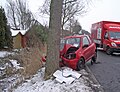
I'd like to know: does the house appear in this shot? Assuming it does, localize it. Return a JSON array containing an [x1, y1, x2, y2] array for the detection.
[[10, 29, 27, 49]]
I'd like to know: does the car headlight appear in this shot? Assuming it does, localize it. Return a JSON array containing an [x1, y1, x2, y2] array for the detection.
[[111, 42, 117, 47]]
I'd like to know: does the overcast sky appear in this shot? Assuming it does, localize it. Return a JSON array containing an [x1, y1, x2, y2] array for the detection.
[[80, 0, 120, 32], [0, 0, 120, 32]]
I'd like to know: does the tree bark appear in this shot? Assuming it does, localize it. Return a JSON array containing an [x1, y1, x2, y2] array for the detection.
[[44, 0, 63, 79]]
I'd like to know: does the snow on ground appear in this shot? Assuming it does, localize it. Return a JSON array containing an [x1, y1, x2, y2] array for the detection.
[[0, 51, 24, 92], [0, 51, 95, 92], [0, 51, 14, 58], [13, 67, 94, 92], [9, 60, 23, 69]]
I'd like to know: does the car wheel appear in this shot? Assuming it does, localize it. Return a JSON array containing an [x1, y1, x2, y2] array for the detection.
[[92, 51, 97, 64], [77, 58, 85, 71], [106, 47, 112, 55]]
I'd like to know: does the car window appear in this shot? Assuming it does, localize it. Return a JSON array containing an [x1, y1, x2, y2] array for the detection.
[[109, 31, 120, 39], [83, 36, 90, 46]]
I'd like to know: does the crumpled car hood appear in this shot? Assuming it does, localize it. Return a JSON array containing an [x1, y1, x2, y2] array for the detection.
[[60, 44, 76, 56]]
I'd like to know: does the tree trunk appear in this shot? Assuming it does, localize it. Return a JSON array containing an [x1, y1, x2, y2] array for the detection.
[[44, 0, 63, 80]]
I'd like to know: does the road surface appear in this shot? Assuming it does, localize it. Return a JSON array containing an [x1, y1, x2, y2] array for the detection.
[[87, 49, 120, 92]]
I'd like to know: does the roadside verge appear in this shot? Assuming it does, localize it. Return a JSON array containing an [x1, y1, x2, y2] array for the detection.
[[85, 65, 104, 92]]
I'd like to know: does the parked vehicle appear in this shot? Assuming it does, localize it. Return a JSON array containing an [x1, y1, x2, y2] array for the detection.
[[42, 35, 97, 70], [91, 21, 120, 55]]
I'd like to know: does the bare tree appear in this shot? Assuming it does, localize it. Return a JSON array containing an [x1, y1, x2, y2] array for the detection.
[[6, 0, 34, 30], [39, 0, 91, 31], [6, 0, 17, 29], [44, 0, 63, 79], [72, 20, 82, 34]]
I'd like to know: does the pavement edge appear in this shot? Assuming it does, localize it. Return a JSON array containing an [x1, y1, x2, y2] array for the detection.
[[85, 65, 105, 92]]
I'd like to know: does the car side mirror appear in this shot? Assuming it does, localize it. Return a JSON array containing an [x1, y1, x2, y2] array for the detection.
[[82, 44, 89, 48]]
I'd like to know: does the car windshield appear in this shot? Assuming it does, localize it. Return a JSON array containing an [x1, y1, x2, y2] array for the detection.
[[60, 37, 81, 50], [109, 31, 120, 39], [66, 38, 80, 47]]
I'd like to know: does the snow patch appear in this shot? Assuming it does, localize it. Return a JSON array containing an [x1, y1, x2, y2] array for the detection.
[[0, 51, 14, 58], [13, 67, 93, 92], [9, 60, 23, 69], [10, 29, 27, 36]]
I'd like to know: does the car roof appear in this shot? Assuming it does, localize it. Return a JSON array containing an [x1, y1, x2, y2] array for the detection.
[[64, 35, 87, 39]]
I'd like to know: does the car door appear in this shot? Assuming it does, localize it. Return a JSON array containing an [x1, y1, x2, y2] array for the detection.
[[82, 36, 92, 61]]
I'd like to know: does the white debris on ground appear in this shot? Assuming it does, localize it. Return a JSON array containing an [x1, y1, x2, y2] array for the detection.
[[53, 68, 82, 84], [13, 67, 94, 92]]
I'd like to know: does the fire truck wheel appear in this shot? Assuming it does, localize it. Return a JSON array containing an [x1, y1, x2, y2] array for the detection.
[[106, 47, 113, 55]]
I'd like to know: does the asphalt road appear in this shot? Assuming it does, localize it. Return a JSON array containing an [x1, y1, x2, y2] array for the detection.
[[87, 49, 120, 92]]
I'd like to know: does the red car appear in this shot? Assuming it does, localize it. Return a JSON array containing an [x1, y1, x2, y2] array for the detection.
[[42, 35, 97, 70]]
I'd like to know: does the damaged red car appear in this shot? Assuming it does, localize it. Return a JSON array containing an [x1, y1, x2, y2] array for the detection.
[[42, 35, 97, 70]]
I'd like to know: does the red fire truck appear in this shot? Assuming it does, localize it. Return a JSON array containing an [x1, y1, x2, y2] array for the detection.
[[91, 21, 120, 55]]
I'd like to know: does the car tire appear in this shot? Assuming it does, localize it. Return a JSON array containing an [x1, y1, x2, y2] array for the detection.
[[92, 51, 97, 64], [77, 58, 85, 71], [106, 47, 113, 55]]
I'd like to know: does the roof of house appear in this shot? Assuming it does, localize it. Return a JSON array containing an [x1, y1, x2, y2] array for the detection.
[[10, 29, 28, 37]]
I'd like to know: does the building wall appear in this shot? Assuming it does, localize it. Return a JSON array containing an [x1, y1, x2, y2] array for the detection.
[[21, 36, 27, 48], [13, 33, 22, 49]]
